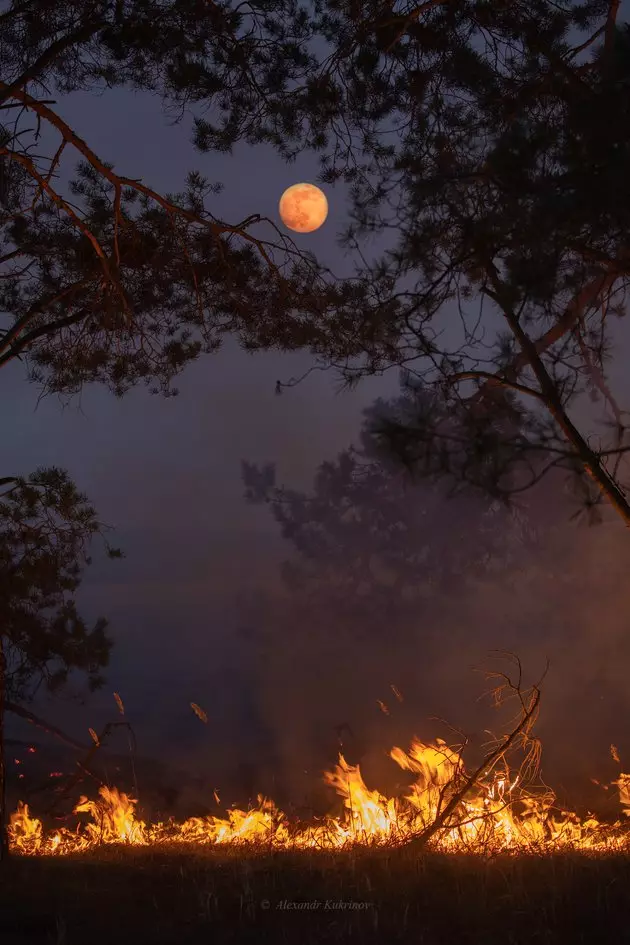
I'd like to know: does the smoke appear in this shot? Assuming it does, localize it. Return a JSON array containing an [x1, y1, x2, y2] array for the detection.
[[244, 476, 630, 811], [13, 392, 630, 817]]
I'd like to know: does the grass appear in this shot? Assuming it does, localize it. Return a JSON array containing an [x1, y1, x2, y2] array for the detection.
[[2, 843, 630, 944]]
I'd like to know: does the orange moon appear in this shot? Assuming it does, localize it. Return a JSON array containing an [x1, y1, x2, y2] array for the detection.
[[278, 183, 328, 233]]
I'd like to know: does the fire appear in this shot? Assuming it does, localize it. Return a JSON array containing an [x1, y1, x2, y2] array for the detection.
[[74, 787, 147, 845], [8, 736, 630, 857], [10, 803, 44, 853]]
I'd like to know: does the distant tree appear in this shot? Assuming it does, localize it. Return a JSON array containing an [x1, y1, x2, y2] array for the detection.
[[242, 387, 563, 622], [0, 467, 118, 857]]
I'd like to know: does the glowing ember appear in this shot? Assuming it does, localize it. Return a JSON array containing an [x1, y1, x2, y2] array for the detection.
[[8, 736, 630, 857]]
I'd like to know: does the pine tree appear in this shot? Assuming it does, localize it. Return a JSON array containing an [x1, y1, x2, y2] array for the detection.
[[0, 468, 118, 857], [3, 2, 630, 522], [242, 385, 572, 620]]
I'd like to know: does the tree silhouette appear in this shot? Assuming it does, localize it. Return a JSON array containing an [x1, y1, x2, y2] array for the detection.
[[0, 0, 348, 397], [3, 1, 630, 522], [243, 387, 567, 619], [199, 0, 630, 524], [0, 467, 117, 857]]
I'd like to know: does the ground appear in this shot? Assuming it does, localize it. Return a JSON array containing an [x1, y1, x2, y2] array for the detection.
[[2, 844, 630, 944]]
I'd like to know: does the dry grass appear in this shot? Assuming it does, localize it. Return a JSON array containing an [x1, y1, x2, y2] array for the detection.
[[2, 842, 630, 944]]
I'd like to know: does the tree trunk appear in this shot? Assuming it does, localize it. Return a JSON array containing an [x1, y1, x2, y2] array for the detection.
[[0, 633, 8, 860], [486, 267, 630, 527]]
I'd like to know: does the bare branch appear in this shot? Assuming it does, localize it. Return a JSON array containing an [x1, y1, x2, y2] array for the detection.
[[407, 659, 542, 851], [448, 370, 546, 403], [473, 267, 622, 408], [483, 263, 630, 525]]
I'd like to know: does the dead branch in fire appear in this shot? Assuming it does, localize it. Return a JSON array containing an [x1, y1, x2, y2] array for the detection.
[[44, 720, 139, 820], [404, 654, 543, 852], [4, 701, 139, 825]]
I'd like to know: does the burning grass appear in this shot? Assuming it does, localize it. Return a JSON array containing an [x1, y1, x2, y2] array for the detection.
[[8, 660, 630, 860], [6, 661, 630, 944], [9, 733, 630, 857]]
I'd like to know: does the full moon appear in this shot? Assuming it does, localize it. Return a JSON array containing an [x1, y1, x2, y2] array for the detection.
[[278, 183, 328, 233]]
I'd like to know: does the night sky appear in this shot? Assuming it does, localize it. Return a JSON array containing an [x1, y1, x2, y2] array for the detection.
[[7, 17, 630, 807], [5, 83, 397, 771]]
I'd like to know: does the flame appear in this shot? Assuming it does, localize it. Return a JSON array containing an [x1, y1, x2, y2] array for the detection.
[[10, 803, 44, 853], [8, 736, 630, 856], [615, 773, 630, 815], [74, 787, 147, 845]]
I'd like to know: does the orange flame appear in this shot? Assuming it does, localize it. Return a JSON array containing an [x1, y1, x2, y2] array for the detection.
[[8, 736, 630, 856]]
